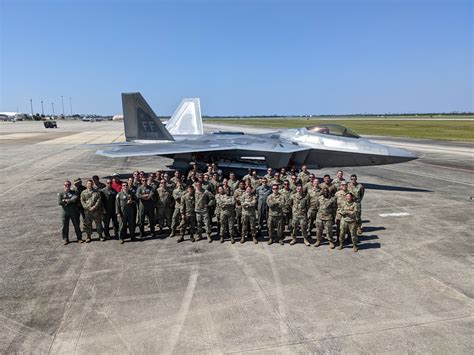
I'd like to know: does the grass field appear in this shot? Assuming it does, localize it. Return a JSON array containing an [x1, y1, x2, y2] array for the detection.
[[206, 119, 474, 142]]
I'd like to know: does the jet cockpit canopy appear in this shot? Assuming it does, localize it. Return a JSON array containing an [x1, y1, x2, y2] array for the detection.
[[306, 124, 360, 139]]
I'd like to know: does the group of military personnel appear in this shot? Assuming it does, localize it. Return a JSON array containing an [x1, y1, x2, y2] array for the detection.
[[58, 164, 365, 252]]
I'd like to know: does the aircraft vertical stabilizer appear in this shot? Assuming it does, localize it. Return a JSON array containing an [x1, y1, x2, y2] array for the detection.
[[122, 92, 174, 142], [166, 98, 203, 135]]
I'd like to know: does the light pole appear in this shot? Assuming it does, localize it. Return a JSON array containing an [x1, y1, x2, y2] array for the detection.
[[29, 99, 33, 116], [69, 97, 72, 116], [61, 96, 65, 117], [51, 102, 55, 117], [41, 100, 44, 115]]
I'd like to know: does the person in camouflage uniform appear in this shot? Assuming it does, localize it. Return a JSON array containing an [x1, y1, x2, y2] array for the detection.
[[319, 174, 336, 195], [298, 165, 311, 185], [58, 180, 83, 244], [314, 188, 336, 249], [170, 170, 182, 186], [101, 178, 119, 240], [307, 178, 321, 237], [156, 180, 174, 233], [290, 185, 311, 246], [334, 181, 349, 241], [72, 178, 86, 221], [136, 177, 156, 238], [227, 172, 240, 194], [289, 174, 299, 191], [348, 174, 365, 235], [115, 181, 137, 243], [279, 180, 293, 231], [263, 167, 274, 184], [170, 180, 186, 237], [240, 186, 258, 243], [303, 174, 316, 193], [272, 172, 284, 189], [266, 184, 285, 245], [194, 181, 215, 242], [215, 186, 236, 243], [233, 181, 246, 236], [338, 192, 360, 252], [178, 186, 197, 243], [332, 170, 345, 191], [80, 179, 104, 242]]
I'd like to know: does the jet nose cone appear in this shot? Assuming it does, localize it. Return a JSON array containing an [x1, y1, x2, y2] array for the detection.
[[387, 146, 417, 162]]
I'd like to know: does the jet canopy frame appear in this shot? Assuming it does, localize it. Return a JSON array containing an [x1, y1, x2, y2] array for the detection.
[[306, 124, 360, 139]]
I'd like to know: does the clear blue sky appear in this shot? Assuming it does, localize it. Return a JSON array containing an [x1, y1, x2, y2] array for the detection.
[[1, 0, 472, 115]]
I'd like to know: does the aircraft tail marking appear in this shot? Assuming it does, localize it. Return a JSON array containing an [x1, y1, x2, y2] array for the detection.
[[122, 92, 174, 142], [166, 98, 203, 135]]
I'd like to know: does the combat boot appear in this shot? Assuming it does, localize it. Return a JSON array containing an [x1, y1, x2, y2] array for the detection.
[[169, 230, 175, 238], [353, 245, 358, 252], [329, 241, 335, 249], [313, 239, 321, 247], [191, 235, 196, 242], [289, 237, 297, 245], [231, 236, 235, 244], [85, 236, 92, 243], [338, 243, 343, 250], [279, 238, 285, 245], [63, 239, 69, 245], [357, 227, 363, 235], [78, 239, 84, 244], [99, 233, 105, 242], [114, 229, 119, 239], [267, 238, 273, 245], [240, 236, 245, 244], [220, 235, 224, 243], [119, 239, 125, 244], [252, 234, 258, 244], [177, 235, 184, 243], [303, 238, 311, 246], [207, 234, 213, 243]]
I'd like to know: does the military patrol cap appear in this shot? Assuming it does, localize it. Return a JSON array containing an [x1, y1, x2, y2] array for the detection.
[[73, 178, 82, 184]]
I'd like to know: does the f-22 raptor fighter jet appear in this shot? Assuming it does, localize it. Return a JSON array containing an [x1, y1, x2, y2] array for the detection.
[[96, 93, 416, 172]]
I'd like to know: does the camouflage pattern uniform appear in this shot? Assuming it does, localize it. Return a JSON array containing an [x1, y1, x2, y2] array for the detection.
[[332, 177, 345, 192], [266, 192, 285, 245], [228, 178, 240, 194], [116, 190, 137, 241], [216, 193, 236, 243], [233, 187, 246, 235], [290, 192, 310, 246], [195, 188, 215, 242], [156, 186, 174, 231], [80, 188, 104, 240], [298, 171, 310, 185], [307, 186, 321, 237], [348, 182, 365, 233], [314, 195, 336, 248], [136, 185, 155, 237], [279, 187, 293, 231], [179, 192, 197, 242], [101, 187, 119, 239], [240, 192, 257, 243], [170, 185, 186, 237], [319, 182, 336, 195], [58, 190, 82, 242], [339, 200, 360, 251], [334, 189, 347, 240]]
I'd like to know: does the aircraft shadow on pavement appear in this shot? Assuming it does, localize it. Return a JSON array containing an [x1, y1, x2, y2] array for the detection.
[[363, 183, 431, 193]]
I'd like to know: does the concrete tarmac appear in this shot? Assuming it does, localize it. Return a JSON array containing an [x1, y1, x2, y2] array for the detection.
[[0, 121, 473, 354]]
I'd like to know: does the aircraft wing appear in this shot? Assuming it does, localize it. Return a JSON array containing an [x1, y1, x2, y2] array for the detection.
[[96, 137, 309, 158]]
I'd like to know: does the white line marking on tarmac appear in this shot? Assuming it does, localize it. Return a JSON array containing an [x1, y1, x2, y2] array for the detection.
[[162, 264, 199, 354], [379, 212, 411, 217], [375, 166, 474, 187]]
